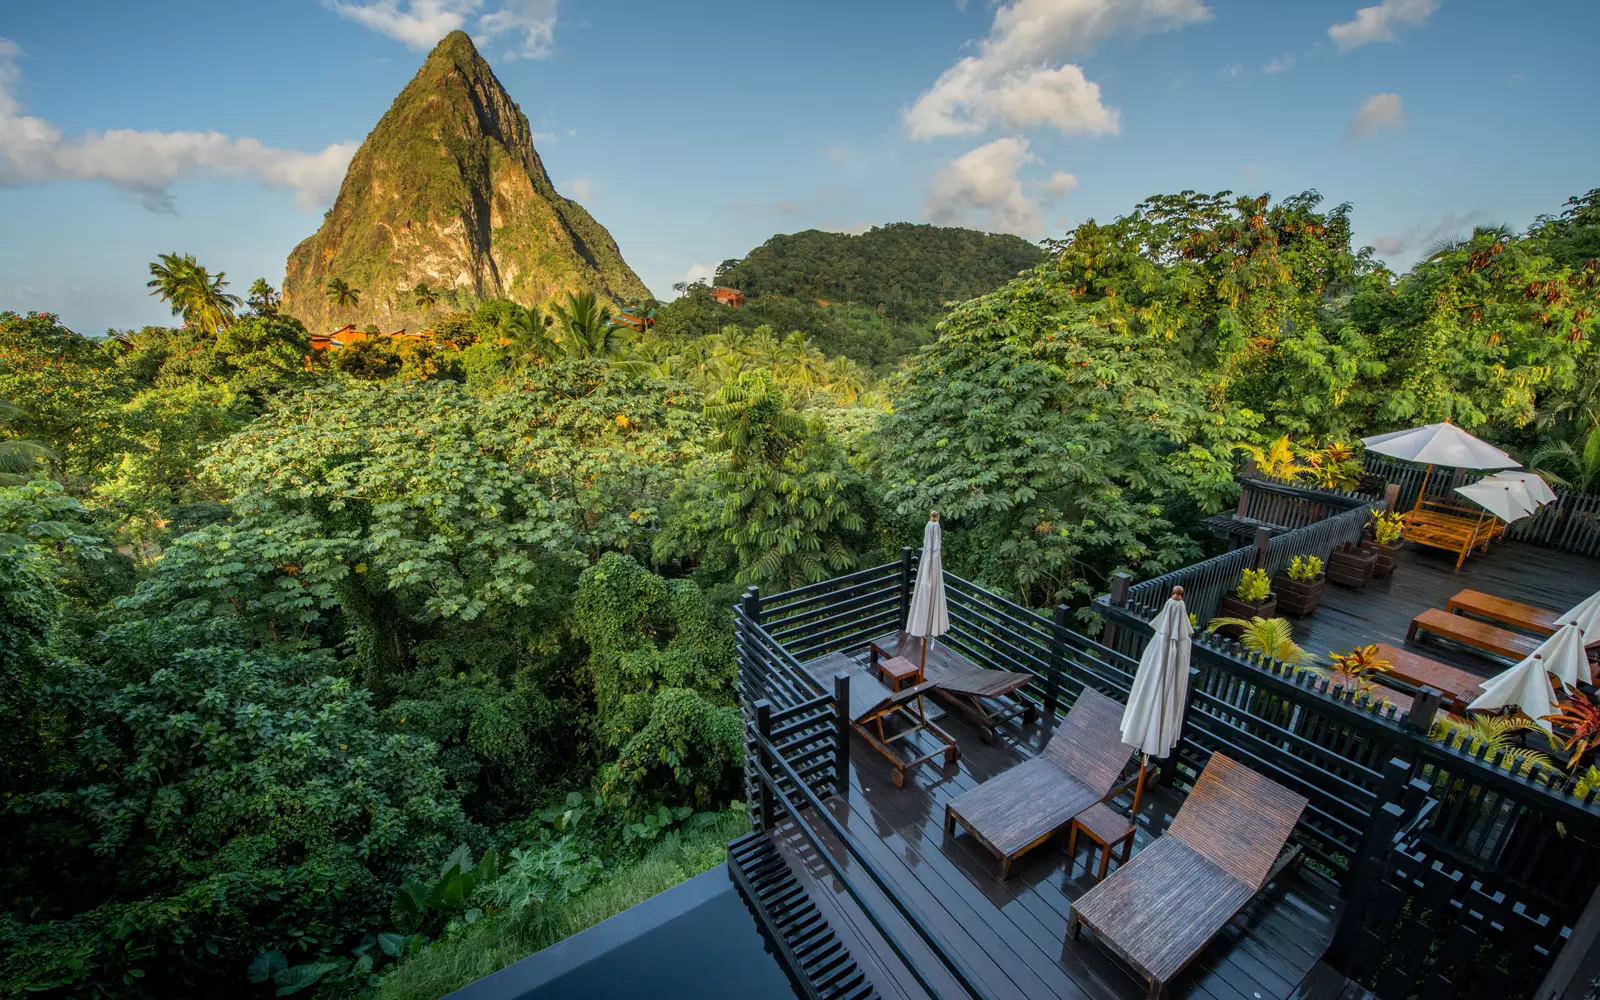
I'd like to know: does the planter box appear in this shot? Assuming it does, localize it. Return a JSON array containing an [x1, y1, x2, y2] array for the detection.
[[1362, 539, 1404, 579], [1327, 543, 1376, 588], [1215, 594, 1277, 637], [1272, 574, 1325, 617]]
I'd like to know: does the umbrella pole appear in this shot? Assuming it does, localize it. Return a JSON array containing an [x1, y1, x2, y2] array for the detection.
[[920, 635, 929, 679], [1131, 754, 1149, 820], [1414, 464, 1433, 510]]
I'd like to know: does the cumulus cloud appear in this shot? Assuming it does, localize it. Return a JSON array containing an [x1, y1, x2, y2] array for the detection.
[[562, 177, 592, 200], [0, 37, 355, 213], [1346, 92, 1404, 140], [328, 0, 558, 58], [1262, 54, 1294, 74], [674, 263, 717, 293], [905, 0, 1210, 139], [924, 136, 1073, 238], [1328, 0, 1437, 51]]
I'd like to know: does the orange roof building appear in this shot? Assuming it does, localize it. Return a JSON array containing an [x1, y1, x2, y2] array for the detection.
[[712, 286, 745, 307]]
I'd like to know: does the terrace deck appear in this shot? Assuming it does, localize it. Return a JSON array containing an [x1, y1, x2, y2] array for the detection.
[[1284, 539, 1599, 678], [765, 688, 1348, 1000]]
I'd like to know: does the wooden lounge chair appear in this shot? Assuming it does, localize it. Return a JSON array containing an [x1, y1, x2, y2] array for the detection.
[[943, 688, 1133, 879], [1401, 498, 1502, 569], [1372, 642, 1484, 713], [804, 652, 959, 789], [1446, 589, 1563, 636], [870, 631, 1036, 743], [1068, 753, 1308, 1000], [1408, 607, 1542, 663]]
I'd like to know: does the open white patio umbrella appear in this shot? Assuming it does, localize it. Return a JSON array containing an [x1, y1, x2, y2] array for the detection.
[[1120, 586, 1192, 816], [1467, 625, 1590, 730], [1454, 479, 1538, 524], [1560, 590, 1600, 646], [1362, 421, 1521, 507], [906, 512, 949, 672], [1484, 470, 1556, 507]]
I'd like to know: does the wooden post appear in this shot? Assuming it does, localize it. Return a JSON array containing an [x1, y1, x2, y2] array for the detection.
[[1383, 483, 1401, 516], [1404, 686, 1442, 733], [1338, 756, 1412, 902], [1046, 604, 1068, 716], [755, 699, 776, 830], [899, 546, 914, 630], [1101, 571, 1132, 648], [741, 587, 762, 627], [1537, 880, 1600, 1000], [1242, 457, 1259, 480], [833, 672, 851, 797], [1252, 525, 1272, 570]]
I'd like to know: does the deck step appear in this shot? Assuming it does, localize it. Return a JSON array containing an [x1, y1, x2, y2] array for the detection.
[[728, 831, 879, 1000]]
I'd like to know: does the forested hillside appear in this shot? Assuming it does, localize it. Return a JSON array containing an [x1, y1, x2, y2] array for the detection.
[[1, 186, 1596, 999], [655, 223, 1045, 366]]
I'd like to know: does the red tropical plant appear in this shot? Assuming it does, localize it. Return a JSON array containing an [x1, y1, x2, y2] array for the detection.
[[1543, 690, 1600, 770]]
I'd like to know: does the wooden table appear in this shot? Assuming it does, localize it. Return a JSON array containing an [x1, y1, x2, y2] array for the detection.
[[1373, 642, 1483, 712], [1068, 802, 1135, 882], [874, 654, 921, 691], [1408, 608, 1542, 663], [1446, 589, 1562, 635]]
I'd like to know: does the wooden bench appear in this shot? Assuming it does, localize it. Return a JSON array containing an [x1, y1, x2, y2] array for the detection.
[[944, 688, 1133, 879], [1408, 608, 1541, 663], [1372, 642, 1484, 713], [1069, 753, 1308, 1000], [1446, 589, 1562, 636]]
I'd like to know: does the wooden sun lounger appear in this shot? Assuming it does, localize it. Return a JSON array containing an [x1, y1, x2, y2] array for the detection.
[[1446, 589, 1563, 636], [1408, 607, 1542, 663], [943, 688, 1133, 879], [805, 652, 959, 789], [1373, 642, 1484, 713], [1069, 753, 1308, 1000], [870, 631, 1036, 743], [1401, 499, 1502, 569]]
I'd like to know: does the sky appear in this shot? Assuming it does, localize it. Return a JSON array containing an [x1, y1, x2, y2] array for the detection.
[[2, 0, 1598, 334]]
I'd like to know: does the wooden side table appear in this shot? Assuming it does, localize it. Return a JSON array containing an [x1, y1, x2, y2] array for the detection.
[[875, 654, 921, 691], [1068, 802, 1135, 881]]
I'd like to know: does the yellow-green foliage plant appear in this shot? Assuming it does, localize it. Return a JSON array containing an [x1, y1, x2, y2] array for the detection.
[[1371, 511, 1405, 544], [1287, 555, 1324, 581], [1206, 615, 1310, 667], [1235, 568, 1272, 602]]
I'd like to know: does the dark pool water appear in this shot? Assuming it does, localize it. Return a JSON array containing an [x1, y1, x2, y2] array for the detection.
[[448, 864, 800, 999]]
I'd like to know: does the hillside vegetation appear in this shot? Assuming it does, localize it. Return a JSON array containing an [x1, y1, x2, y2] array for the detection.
[[0, 186, 1596, 999]]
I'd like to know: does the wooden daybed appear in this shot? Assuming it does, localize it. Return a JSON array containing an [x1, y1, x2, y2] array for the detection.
[[1446, 589, 1564, 636], [1372, 642, 1484, 713], [1401, 498, 1504, 569], [1408, 608, 1542, 663], [805, 652, 960, 789], [1068, 753, 1308, 1000]]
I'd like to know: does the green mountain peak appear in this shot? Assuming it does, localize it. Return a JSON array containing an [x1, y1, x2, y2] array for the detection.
[[282, 30, 648, 332]]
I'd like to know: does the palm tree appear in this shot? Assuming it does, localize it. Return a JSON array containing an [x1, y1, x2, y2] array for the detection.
[[325, 278, 361, 313], [413, 282, 440, 313], [551, 290, 629, 359], [1206, 616, 1314, 670], [502, 305, 557, 373], [147, 252, 241, 334], [246, 278, 280, 315], [1528, 424, 1600, 493], [0, 400, 55, 485]]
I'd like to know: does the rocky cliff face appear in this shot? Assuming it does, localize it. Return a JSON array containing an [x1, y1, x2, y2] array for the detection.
[[283, 31, 648, 332]]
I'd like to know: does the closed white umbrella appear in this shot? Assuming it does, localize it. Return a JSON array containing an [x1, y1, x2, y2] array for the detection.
[[1560, 591, 1600, 646], [906, 512, 949, 672], [1484, 470, 1556, 507], [1467, 625, 1591, 730], [1453, 480, 1537, 523], [1120, 586, 1192, 816], [1362, 422, 1521, 508]]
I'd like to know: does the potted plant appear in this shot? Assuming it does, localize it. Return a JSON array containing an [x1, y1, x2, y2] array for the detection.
[[1272, 555, 1325, 617], [1215, 568, 1276, 637], [1361, 511, 1406, 579], [1327, 541, 1376, 588]]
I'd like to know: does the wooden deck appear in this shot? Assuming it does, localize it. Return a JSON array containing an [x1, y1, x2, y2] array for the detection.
[[1286, 539, 1599, 678], [765, 693, 1346, 1000]]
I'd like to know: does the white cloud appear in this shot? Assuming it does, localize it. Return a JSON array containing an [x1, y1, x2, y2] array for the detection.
[[1346, 92, 1404, 141], [820, 221, 874, 236], [905, 0, 1210, 139], [923, 136, 1051, 238], [1222, 62, 1242, 78], [674, 263, 716, 293], [1372, 211, 1486, 260], [1262, 54, 1294, 74], [1040, 170, 1078, 198], [0, 37, 355, 213], [328, 0, 558, 58], [825, 144, 846, 162], [1328, 0, 1437, 51], [562, 177, 592, 200]]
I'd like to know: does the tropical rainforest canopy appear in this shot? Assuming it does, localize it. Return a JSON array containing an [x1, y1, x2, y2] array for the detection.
[[1, 187, 1597, 999]]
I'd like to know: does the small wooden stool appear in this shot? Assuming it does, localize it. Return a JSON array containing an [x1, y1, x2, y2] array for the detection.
[[875, 654, 921, 691], [1068, 802, 1135, 881]]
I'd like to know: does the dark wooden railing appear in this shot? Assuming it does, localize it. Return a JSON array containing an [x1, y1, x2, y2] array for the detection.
[[1233, 474, 1379, 530], [1364, 454, 1600, 557]]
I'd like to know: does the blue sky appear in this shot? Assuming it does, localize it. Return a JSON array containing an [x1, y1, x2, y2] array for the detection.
[[2, 0, 1598, 334]]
